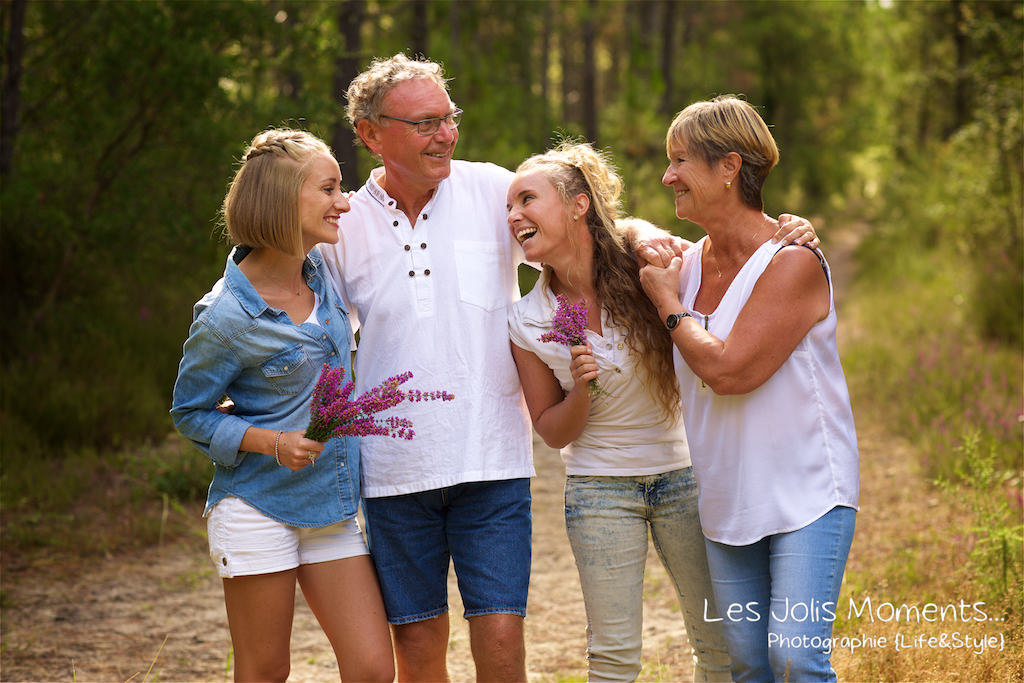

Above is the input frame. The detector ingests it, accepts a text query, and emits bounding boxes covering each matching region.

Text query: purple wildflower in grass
[305,365,453,442]
[538,294,605,398]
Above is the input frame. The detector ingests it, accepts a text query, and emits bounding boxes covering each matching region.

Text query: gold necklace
[708,214,773,279]
[712,257,723,279]
[263,270,304,296]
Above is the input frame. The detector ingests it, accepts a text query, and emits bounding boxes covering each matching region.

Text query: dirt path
[0,436,698,682]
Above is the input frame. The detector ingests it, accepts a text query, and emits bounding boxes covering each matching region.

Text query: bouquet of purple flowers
[305,364,454,442]
[539,294,605,397]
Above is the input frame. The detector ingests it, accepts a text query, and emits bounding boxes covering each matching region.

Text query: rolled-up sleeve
[170,318,250,468]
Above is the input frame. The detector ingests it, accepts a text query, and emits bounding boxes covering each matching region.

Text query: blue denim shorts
[363,478,532,624]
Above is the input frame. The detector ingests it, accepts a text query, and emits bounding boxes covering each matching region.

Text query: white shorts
[207,496,368,578]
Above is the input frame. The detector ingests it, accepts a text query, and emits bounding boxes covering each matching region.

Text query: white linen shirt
[508,268,691,476]
[320,160,535,497]
[675,238,860,545]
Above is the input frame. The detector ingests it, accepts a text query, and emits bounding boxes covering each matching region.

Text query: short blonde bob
[666,95,779,211]
[223,129,333,258]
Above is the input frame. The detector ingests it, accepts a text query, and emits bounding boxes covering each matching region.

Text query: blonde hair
[345,53,450,148]
[223,129,333,258]
[666,95,779,210]
[516,143,680,421]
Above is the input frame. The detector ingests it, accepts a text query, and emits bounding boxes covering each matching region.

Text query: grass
[1,433,209,567]
[841,245,1022,480]
[829,235,1023,680]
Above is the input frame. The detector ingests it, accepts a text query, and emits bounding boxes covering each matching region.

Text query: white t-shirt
[676,237,860,545]
[508,268,691,476]
[320,160,535,497]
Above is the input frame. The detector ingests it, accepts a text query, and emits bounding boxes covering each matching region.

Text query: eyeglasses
[380,109,462,136]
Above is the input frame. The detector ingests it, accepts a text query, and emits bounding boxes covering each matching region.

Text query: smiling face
[299,153,349,251]
[507,169,586,266]
[367,78,459,195]
[662,140,723,224]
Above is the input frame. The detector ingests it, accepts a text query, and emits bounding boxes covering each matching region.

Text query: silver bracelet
[274,430,283,466]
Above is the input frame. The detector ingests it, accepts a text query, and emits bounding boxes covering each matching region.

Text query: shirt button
[617,343,624,350]
[422,213,428,220]
[409,270,415,277]
[388,200,394,206]
[283,365,289,371]
[393,220,399,227]
[324,319,330,324]
[615,367,622,373]
[321,334,327,340]
[420,242,427,249]
[424,269,431,276]
[404,244,411,251]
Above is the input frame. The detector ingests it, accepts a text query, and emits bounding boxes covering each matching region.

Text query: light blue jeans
[565,468,732,682]
[703,505,857,682]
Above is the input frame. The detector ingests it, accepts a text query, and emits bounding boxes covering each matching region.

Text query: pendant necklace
[709,214,772,279]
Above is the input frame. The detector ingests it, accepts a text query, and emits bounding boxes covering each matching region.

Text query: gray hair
[345,53,450,147]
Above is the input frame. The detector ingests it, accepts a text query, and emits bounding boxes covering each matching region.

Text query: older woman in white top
[507,142,818,682]
[640,96,859,682]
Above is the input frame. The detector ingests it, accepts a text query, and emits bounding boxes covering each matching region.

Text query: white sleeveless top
[676,237,859,545]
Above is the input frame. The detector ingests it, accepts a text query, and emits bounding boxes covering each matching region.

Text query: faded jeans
[703,505,857,682]
[565,468,732,682]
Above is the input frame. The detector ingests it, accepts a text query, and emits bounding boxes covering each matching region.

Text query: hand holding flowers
[305,364,454,443]
[539,294,605,398]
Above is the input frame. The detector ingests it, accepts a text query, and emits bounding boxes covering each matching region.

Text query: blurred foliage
[842,1,1022,478]
[1,434,208,559]
[0,0,1019,468]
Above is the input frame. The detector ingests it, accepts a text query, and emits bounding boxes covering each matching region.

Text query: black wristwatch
[665,312,692,330]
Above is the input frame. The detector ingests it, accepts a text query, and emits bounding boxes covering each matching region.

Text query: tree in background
[0,0,1018,460]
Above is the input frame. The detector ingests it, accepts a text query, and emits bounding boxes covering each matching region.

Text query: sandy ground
[0,437,699,682]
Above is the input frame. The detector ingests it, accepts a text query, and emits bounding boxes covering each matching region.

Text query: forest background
[1,0,1021,680]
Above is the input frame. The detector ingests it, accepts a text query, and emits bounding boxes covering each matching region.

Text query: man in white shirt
[320,53,534,682]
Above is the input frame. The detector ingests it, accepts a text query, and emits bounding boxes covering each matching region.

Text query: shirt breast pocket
[453,240,506,312]
[260,345,316,396]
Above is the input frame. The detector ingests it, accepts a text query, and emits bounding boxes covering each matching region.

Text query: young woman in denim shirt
[171,129,393,682]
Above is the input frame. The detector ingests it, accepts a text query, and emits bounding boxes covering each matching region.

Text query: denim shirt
[170,246,360,527]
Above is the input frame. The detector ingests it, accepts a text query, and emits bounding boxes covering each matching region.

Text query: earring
[572,214,579,220]
[725,181,732,189]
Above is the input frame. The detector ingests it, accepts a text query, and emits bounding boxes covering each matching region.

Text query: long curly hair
[515,142,680,421]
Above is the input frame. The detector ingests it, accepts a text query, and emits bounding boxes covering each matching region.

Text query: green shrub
[1,435,209,559]
[937,431,1024,601]
[843,244,1022,480]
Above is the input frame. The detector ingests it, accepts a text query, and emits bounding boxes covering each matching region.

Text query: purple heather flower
[539,294,589,347]
[538,294,605,398]
[305,365,454,442]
